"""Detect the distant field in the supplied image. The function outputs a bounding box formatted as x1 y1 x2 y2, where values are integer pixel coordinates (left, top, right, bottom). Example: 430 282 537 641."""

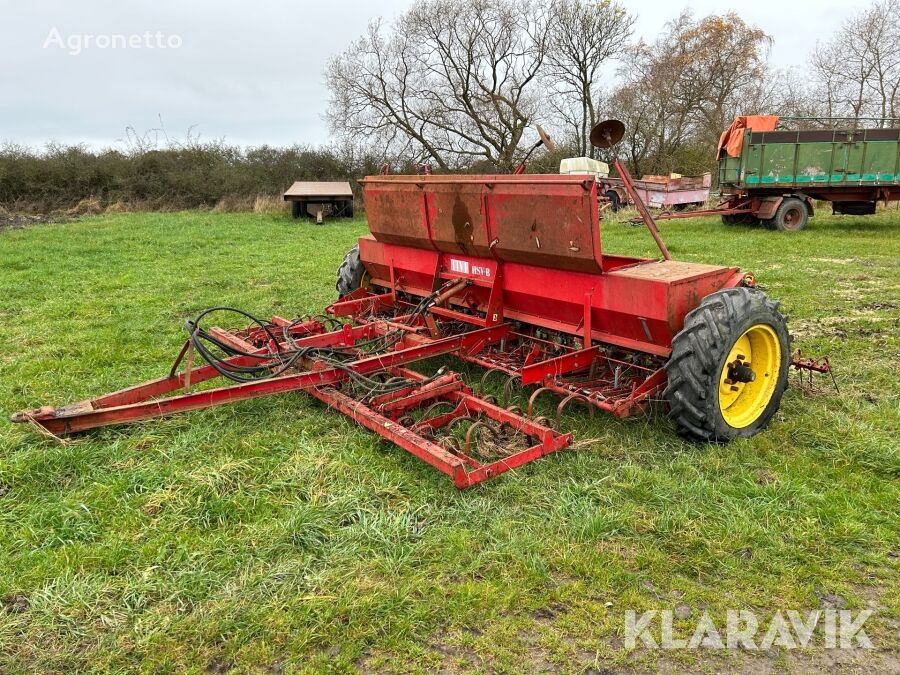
0 208 897 673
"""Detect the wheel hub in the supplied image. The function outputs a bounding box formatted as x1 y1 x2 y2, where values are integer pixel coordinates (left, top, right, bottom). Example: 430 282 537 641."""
725 358 756 385
718 324 782 429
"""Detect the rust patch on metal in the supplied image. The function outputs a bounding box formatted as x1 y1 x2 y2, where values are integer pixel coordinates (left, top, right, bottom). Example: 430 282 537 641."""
451 195 473 254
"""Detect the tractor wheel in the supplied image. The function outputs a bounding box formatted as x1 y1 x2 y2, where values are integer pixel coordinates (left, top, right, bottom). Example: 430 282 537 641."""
343 200 354 218
605 190 621 212
664 287 790 442
291 200 302 219
769 197 808 231
336 244 368 298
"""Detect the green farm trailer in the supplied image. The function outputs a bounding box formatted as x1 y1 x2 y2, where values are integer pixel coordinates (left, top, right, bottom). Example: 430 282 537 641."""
666 117 900 231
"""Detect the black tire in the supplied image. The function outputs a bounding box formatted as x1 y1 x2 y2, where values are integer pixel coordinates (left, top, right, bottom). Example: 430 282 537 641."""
664 287 790 442
605 190 621 212
336 245 366 297
291 200 302 219
342 200 354 218
832 201 876 216
770 197 808 232
723 213 761 226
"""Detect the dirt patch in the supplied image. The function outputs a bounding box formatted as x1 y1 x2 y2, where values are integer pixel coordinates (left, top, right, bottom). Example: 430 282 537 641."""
1 594 30 613
754 469 778 486
205 656 235 673
0 213 75 231
860 302 899 311
790 314 896 340
533 601 569 621
811 257 857 265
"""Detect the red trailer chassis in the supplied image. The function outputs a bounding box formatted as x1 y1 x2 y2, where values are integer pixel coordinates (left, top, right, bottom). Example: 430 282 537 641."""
11 172 822 487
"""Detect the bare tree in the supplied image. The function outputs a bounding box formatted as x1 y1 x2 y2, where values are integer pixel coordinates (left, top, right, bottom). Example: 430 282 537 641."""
811 0 900 126
544 0 634 158
326 0 551 171
606 11 773 175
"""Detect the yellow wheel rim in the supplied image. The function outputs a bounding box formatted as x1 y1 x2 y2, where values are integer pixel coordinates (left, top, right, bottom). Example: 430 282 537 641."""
718 324 781 428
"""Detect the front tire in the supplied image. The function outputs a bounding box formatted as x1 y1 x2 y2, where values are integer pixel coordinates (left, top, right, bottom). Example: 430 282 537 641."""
336 245 367 297
664 287 790 442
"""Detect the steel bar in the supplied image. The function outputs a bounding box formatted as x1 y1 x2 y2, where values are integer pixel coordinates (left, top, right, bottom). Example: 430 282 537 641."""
614 159 672 260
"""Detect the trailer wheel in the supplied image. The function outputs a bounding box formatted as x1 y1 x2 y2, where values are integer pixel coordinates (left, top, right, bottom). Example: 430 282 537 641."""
768 197 808 231
722 214 740 225
605 190 621 212
664 287 790 442
336 244 368 297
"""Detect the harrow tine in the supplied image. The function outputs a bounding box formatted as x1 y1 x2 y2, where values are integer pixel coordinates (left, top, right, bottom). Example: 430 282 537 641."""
465 420 510 458
532 415 551 428
527 387 558 417
446 414 478 433
419 400 455 421
480 367 507 394
464 420 490 454
501 375 521 408
556 393 595 429
440 435 462 454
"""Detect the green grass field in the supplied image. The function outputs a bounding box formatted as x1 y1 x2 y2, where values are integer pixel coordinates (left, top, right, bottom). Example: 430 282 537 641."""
0 208 898 673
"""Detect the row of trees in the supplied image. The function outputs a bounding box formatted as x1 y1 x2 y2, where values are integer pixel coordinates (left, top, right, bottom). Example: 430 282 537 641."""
0 140 386 212
327 0 900 176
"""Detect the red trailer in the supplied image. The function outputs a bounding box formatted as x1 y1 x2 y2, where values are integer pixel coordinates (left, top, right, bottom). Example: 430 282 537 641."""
599 173 711 212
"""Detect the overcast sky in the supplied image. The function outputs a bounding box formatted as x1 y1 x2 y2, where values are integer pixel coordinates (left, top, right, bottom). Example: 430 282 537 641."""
1 0 854 150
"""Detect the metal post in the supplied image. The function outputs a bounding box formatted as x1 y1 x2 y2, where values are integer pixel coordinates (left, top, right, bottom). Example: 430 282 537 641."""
613 159 672 260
